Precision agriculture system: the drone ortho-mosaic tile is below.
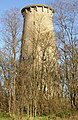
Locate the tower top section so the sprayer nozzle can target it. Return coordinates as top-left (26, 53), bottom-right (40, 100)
top-left (21, 4), bottom-right (54, 15)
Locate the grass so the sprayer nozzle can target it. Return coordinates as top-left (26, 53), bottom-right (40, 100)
top-left (0, 112), bottom-right (11, 120)
top-left (0, 116), bottom-right (78, 120)
top-left (0, 110), bottom-right (78, 120)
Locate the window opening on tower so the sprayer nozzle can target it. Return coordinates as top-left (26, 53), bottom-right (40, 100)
top-left (33, 21), bottom-right (35, 25)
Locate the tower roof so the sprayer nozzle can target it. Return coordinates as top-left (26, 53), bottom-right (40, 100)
top-left (21, 4), bottom-right (54, 13)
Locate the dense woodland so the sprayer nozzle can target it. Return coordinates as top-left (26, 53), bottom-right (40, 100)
top-left (0, 0), bottom-right (78, 120)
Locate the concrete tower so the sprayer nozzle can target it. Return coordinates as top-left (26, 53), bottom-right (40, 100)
top-left (20, 4), bottom-right (59, 100)
top-left (20, 4), bottom-right (56, 61)
top-left (19, 5), bottom-right (59, 117)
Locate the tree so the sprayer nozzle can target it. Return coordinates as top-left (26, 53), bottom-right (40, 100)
top-left (19, 11), bottom-right (60, 119)
top-left (0, 8), bottom-right (22, 119)
top-left (52, 0), bottom-right (78, 109)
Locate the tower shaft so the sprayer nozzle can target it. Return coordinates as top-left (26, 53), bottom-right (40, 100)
top-left (19, 5), bottom-right (58, 117)
top-left (21, 4), bottom-right (55, 61)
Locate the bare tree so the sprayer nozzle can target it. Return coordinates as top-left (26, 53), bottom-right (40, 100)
top-left (0, 8), bottom-right (22, 119)
top-left (19, 12), bottom-right (60, 119)
top-left (52, 0), bottom-right (78, 109)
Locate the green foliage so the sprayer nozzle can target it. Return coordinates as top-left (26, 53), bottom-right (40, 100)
top-left (0, 112), bottom-right (11, 120)
top-left (0, 110), bottom-right (77, 120)
top-left (55, 110), bottom-right (72, 118)
top-left (48, 115), bottom-right (56, 120)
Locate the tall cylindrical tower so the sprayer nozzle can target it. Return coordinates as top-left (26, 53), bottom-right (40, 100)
top-left (19, 5), bottom-right (59, 117)
top-left (20, 4), bottom-right (56, 61)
